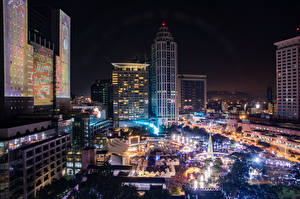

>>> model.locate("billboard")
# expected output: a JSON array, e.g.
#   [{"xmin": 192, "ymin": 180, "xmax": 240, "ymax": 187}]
[
  {"xmin": 32, "ymin": 44, "xmax": 53, "ymax": 106},
  {"xmin": 56, "ymin": 10, "xmax": 70, "ymax": 98},
  {"xmin": 3, "ymin": 0, "xmax": 29, "ymax": 97}
]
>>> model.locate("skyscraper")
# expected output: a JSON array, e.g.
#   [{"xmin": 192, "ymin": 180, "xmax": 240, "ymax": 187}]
[
  {"xmin": 112, "ymin": 63, "xmax": 149, "ymax": 127},
  {"xmin": 150, "ymin": 22, "xmax": 178, "ymax": 126},
  {"xmin": 177, "ymin": 74, "xmax": 207, "ymax": 114},
  {"xmin": 0, "ymin": 2, "xmax": 72, "ymax": 198},
  {"xmin": 0, "ymin": 1, "xmax": 71, "ymax": 120},
  {"xmin": 274, "ymin": 36, "xmax": 300, "ymax": 121}
]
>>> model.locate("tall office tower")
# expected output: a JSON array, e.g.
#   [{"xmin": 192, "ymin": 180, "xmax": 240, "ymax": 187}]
[
  {"xmin": 91, "ymin": 79, "xmax": 111, "ymax": 105},
  {"xmin": 112, "ymin": 63, "xmax": 149, "ymax": 127},
  {"xmin": 51, "ymin": 9, "xmax": 71, "ymax": 109},
  {"xmin": 91, "ymin": 79, "xmax": 113, "ymax": 118},
  {"xmin": 274, "ymin": 36, "xmax": 300, "ymax": 121},
  {"xmin": 177, "ymin": 74, "xmax": 207, "ymax": 114},
  {"xmin": 0, "ymin": 1, "xmax": 71, "ymax": 120},
  {"xmin": 150, "ymin": 22, "xmax": 178, "ymax": 126}
]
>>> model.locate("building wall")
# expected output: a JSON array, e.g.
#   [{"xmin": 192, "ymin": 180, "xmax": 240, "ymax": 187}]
[
  {"xmin": 91, "ymin": 79, "xmax": 110, "ymax": 105},
  {"xmin": 151, "ymin": 23, "xmax": 178, "ymax": 126},
  {"xmin": 0, "ymin": 121, "xmax": 71, "ymax": 199},
  {"xmin": 177, "ymin": 74, "xmax": 207, "ymax": 114},
  {"xmin": 112, "ymin": 63, "xmax": 149, "ymax": 125},
  {"xmin": 91, "ymin": 79, "xmax": 112, "ymax": 118},
  {"xmin": 274, "ymin": 36, "xmax": 300, "ymax": 121},
  {"xmin": 22, "ymin": 134, "xmax": 71, "ymax": 198},
  {"xmin": 0, "ymin": 2, "xmax": 71, "ymax": 119},
  {"xmin": 31, "ymin": 42, "xmax": 54, "ymax": 107}
]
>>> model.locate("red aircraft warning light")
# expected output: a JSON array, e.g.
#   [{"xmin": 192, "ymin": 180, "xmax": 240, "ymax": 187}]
[
  {"xmin": 297, "ymin": 27, "xmax": 300, "ymax": 31},
  {"xmin": 162, "ymin": 22, "xmax": 166, "ymax": 27}
]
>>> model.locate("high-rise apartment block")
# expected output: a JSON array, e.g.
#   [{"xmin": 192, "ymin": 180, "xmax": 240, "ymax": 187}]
[
  {"xmin": 177, "ymin": 74, "xmax": 207, "ymax": 114},
  {"xmin": 150, "ymin": 22, "xmax": 178, "ymax": 126},
  {"xmin": 0, "ymin": 0, "xmax": 71, "ymax": 120},
  {"xmin": 274, "ymin": 36, "xmax": 300, "ymax": 121},
  {"xmin": 112, "ymin": 63, "xmax": 149, "ymax": 126}
]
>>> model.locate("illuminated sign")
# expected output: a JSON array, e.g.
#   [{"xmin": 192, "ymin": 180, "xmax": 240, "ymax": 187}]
[
  {"xmin": 194, "ymin": 112, "xmax": 205, "ymax": 117},
  {"xmin": 56, "ymin": 10, "xmax": 70, "ymax": 98}
]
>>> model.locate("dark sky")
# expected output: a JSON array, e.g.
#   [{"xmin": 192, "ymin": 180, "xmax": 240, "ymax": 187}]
[{"xmin": 31, "ymin": 0, "xmax": 300, "ymax": 97}]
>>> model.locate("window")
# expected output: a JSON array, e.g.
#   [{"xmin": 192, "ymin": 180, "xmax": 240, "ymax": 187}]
[
  {"xmin": 67, "ymin": 162, "xmax": 73, "ymax": 167},
  {"xmin": 75, "ymin": 162, "xmax": 82, "ymax": 168}
]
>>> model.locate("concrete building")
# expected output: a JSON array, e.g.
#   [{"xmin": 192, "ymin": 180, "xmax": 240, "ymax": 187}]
[
  {"xmin": 0, "ymin": 120, "xmax": 72, "ymax": 199},
  {"xmin": 177, "ymin": 74, "xmax": 207, "ymax": 114},
  {"xmin": 274, "ymin": 36, "xmax": 300, "ymax": 121},
  {"xmin": 112, "ymin": 63, "xmax": 149, "ymax": 126},
  {"xmin": 150, "ymin": 22, "xmax": 178, "ymax": 126}
]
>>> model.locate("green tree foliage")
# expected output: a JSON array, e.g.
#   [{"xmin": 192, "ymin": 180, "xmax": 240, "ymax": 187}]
[
  {"xmin": 277, "ymin": 186, "xmax": 300, "ymax": 199},
  {"xmin": 219, "ymin": 157, "xmax": 249, "ymax": 198}
]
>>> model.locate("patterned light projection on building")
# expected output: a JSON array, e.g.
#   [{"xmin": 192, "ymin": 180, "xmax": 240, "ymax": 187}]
[
  {"xmin": 32, "ymin": 44, "xmax": 53, "ymax": 106},
  {"xmin": 3, "ymin": 0, "xmax": 28, "ymax": 97},
  {"xmin": 56, "ymin": 10, "xmax": 70, "ymax": 98}
]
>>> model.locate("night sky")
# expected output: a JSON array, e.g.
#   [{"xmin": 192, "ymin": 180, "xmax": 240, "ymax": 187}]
[{"xmin": 31, "ymin": 0, "xmax": 300, "ymax": 97}]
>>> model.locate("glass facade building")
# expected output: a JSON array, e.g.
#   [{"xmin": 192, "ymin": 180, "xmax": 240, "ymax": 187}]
[{"xmin": 150, "ymin": 23, "xmax": 178, "ymax": 126}]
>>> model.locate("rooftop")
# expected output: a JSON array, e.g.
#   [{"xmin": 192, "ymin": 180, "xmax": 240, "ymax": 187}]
[{"xmin": 116, "ymin": 176, "xmax": 166, "ymax": 183}]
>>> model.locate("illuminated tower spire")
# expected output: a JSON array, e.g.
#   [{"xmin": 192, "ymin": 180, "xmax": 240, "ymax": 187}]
[{"xmin": 207, "ymin": 133, "xmax": 214, "ymax": 159}]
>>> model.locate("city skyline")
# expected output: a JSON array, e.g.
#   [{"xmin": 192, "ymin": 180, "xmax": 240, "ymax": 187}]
[
  {"xmin": 1, "ymin": 1, "xmax": 300, "ymax": 198},
  {"xmin": 30, "ymin": 0, "xmax": 300, "ymax": 96}
]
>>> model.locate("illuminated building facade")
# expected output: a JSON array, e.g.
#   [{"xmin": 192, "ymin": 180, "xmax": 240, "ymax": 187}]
[
  {"xmin": 112, "ymin": 63, "xmax": 149, "ymax": 126},
  {"xmin": 0, "ymin": 0, "xmax": 71, "ymax": 119},
  {"xmin": 72, "ymin": 113, "xmax": 112, "ymax": 148},
  {"xmin": 274, "ymin": 36, "xmax": 300, "ymax": 121},
  {"xmin": 150, "ymin": 22, "xmax": 178, "ymax": 126},
  {"xmin": 31, "ymin": 42, "xmax": 54, "ymax": 107},
  {"xmin": 177, "ymin": 74, "xmax": 207, "ymax": 114},
  {"xmin": 0, "ymin": 120, "xmax": 72, "ymax": 199},
  {"xmin": 52, "ymin": 9, "xmax": 71, "ymax": 101}
]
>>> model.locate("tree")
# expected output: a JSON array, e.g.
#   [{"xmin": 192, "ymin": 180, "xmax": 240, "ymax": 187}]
[
  {"xmin": 277, "ymin": 186, "xmax": 300, "ymax": 199},
  {"xmin": 219, "ymin": 158, "xmax": 249, "ymax": 198},
  {"xmin": 170, "ymin": 186, "xmax": 181, "ymax": 195},
  {"xmin": 290, "ymin": 163, "xmax": 300, "ymax": 183}
]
